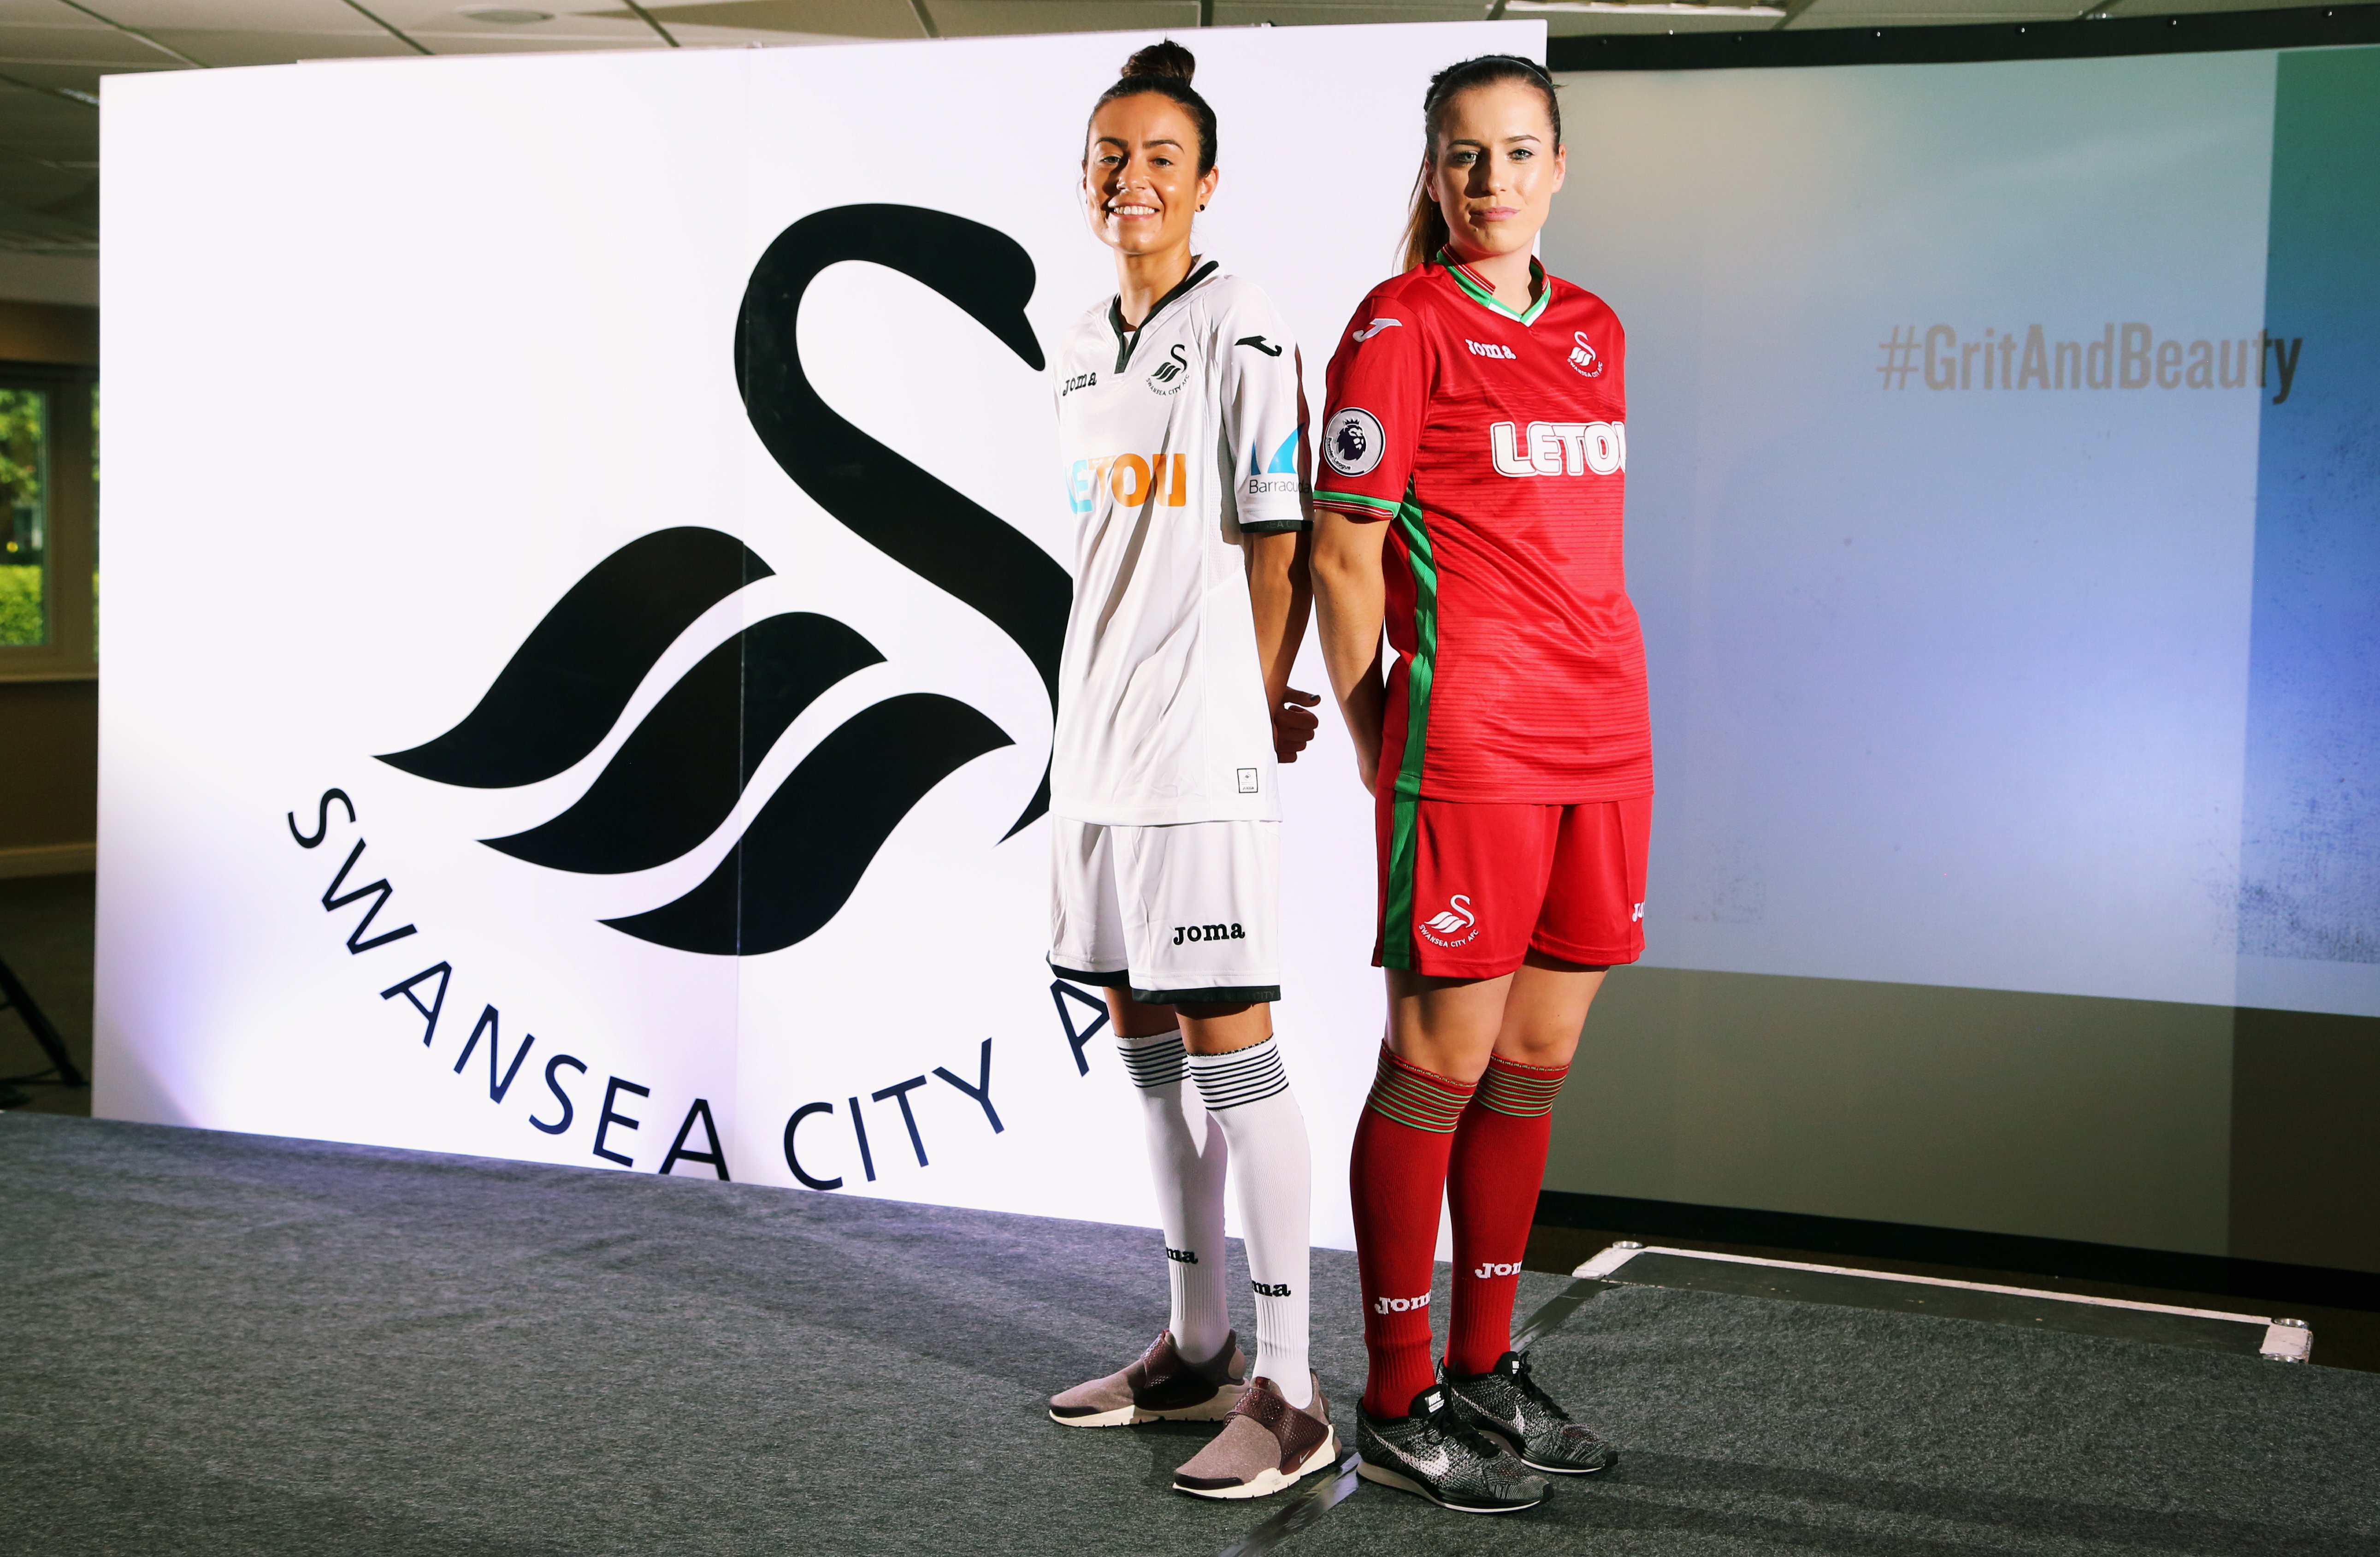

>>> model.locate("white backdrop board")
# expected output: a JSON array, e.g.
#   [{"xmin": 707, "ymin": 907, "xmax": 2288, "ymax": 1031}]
[{"xmin": 95, "ymin": 23, "xmax": 1538, "ymax": 1250}]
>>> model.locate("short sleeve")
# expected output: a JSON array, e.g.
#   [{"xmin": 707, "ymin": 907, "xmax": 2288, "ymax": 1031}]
[
  {"xmin": 1313, "ymin": 292, "xmax": 1425, "ymax": 524},
  {"xmin": 1217, "ymin": 286, "xmax": 1309, "ymax": 535}
]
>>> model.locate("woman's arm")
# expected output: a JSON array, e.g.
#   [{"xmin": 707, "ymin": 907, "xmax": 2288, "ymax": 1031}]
[
  {"xmin": 1311, "ymin": 511, "xmax": 1390, "ymax": 793},
  {"xmin": 1245, "ymin": 529, "xmax": 1320, "ymax": 763}
]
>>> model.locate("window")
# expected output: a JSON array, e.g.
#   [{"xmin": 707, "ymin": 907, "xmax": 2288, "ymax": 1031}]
[
  {"xmin": 0, "ymin": 388, "xmax": 51, "ymax": 646},
  {"xmin": 0, "ymin": 367, "xmax": 97, "ymax": 678}
]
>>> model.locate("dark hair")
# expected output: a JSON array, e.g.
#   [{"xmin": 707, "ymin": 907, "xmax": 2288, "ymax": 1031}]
[
  {"xmin": 1400, "ymin": 55, "xmax": 1562, "ymax": 272},
  {"xmin": 1085, "ymin": 40, "xmax": 1218, "ymax": 177}
]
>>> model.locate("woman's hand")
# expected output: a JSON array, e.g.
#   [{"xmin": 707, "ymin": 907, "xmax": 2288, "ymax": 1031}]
[{"xmin": 1273, "ymin": 687, "xmax": 1322, "ymax": 763}]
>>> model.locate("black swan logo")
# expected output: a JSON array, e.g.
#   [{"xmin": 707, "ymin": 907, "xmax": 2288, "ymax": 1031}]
[{"xmin": 379, "ymin": 205, "xmax": 1068, "ymax": 957}]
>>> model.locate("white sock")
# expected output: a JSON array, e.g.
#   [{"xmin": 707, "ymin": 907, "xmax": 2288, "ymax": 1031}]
[
  {"xmin": 1188, "ymin": 1036, "xmax": 1312, "ymax": 1409},
  {"xmin": 1118, "ymin": 1026, "xmax": 1231, "ymax": 1364}
]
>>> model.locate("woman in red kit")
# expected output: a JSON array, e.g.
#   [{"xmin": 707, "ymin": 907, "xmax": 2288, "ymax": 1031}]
[{"xmin": 1311, "ymin": 55, "xmax": 1649, "ymax": 1515}]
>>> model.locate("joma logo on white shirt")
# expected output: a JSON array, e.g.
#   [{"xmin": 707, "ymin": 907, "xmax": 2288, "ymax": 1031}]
[{"xmin": 1489, "ymin": 419, "xmax": 1626, "ymax": 478}]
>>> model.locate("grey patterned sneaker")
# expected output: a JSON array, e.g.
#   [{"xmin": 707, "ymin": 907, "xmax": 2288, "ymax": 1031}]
[
  {"xmin": 1444, "ymin": 1350, "xmax": 1617, "ymax": 1475},
  {"xmin": 1173, "ymin": 1373, "xmax": 1338, "ymax": 1500},
  {"xmin": 1354, "ymin": 1384, "xmax": 1549, "ymax": 1514},
  {"xmin": 1048, "ymin": 1330, "xmax": 1245, "ymax": 1428}
]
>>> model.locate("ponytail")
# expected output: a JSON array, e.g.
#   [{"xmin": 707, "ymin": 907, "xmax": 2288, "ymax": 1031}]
[
  {"xmin": 1399, "ymin": 55, "xmax": 1562, "ymax": 272},
  {"xmin": 1400, "ymin": 167, "xmax": 1451, "ymax": 276}
]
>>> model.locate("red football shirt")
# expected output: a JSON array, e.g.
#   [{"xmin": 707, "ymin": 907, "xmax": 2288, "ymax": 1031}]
[{"xmin": 1316, "ymin": 255, "xmax": 1652, "ymax": 804}]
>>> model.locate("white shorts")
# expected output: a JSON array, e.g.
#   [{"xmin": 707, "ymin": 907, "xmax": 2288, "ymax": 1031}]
[{"xmin": 1048, "ymin": 817, "xmax": 1282, "ymax": 1005}]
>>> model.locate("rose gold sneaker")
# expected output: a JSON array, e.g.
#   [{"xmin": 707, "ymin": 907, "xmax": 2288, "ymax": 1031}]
[
  {"xmin": 1171, "ymin": 1373, "xmax": 1338, "ymax": 1500},
  {"xmin": 1048, "ymin": 1330, "xmax": 1246, "ymax": 1428}
]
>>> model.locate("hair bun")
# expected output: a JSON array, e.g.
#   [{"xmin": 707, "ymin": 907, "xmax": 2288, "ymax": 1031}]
[{"xmin": 1122, "ymin": 39, "xmax": 1195, "ymax": 83}]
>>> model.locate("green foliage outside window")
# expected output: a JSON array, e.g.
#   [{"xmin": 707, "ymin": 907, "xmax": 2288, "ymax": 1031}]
[
  {"xmin": 0, "ymin": 564, "xmax": 37, "ymax": 643},
  {"xmin": 0, "ymin": 387, "xmax": 46, "ymax": 647}
]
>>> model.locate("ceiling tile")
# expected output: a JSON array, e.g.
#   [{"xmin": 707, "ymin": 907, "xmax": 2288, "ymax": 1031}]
[
  {"xmin": 920, "ymin": 0, "xmax": 1199, "ymax": 37},
  {"xmin": 0, "ymin": 201, "xmax": 98, "ymax": 251},
  {"xmin": 591, "ymin": 0, "xmax": 922, "ymax": 37},
  {"xmin": 398, "ymin": 29, "xmax": 653, "ymax": 47},
  {"xmin": 376, "ymin": 0, "xmax": 647, "ymax": 31},
  {"xmin": 0, "ymin": 153, "xmax": 92, "ymax": 204},
  {"xmin": 0, "ymin": 0, "xmax": 105, "ymax": 19},
  {"xmin": 94, "ymin": 0, "xmax": 399, "ymax": 27},
  {"xmin": 0, "ymin": 23, "xmax": 179, "ymax": 66},
  {"xmin": 135, "ymin": 29, "xmax": 427, "ymax": 65},
  {"xmin": 637, "ymin": 21, "xmax": 860, "ymax": 38},
  {"xmin": 0, "ymin": 83, "xmax": 93, "ymax": 168},
  {"xmin": 1212, "ymin": 1, "xmax": 1491, "ymax": 20},
  {"xmin": 0, "ymin": 57, "xmax": 177, "ymax": 94}
]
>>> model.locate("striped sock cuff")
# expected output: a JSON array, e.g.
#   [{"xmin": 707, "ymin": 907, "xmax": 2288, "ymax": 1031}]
[
  {"xmin": 1187, "ymin": 1037, "xmax": 1289, "ymax": 1111},
  {"xmin": 1364, "ymin": 1044, "xmax": 1476, "ymax": 1133},
  {"xmin": 1117, "ymin": 1030, "xmax": 1187, "ymax": 1090},
  {"xmin": 1476, "ymin": 1052, "xmax": 1569, "ymax": 1118}
]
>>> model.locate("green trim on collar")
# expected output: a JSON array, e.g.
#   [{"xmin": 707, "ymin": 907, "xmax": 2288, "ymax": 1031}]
[{"xmin": 1438, "ymin": 250, "xmax": 1549, "ymax": 326}]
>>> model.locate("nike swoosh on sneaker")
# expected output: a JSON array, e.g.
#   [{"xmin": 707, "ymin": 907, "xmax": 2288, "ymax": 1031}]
[{"xmin": 1392, "ymin": 1444, "xmax": 1453, "ymax": 1477}]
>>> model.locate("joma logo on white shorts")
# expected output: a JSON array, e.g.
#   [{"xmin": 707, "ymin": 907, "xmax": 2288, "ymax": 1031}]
[
  {"xmin": 1373, "ymin": 1291, "xmax": 1431, "ymax": 1314},
  {"xmin": 1489, "ymin": 420, "xmax": 1626, "ymax": 478},
  {"xmin": 1472, "ymin": 1261, "xmax": 1524, "ymax": 1279}
]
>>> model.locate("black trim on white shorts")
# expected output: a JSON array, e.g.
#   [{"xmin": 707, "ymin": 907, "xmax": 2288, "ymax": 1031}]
[
  {"xmin": 1133, "ymin": 983, "xmax": 1282, "ymax": 1007},
  {"xmin": 1049, "ymin": 961, "xmax": 1131, "ymax": 989}
]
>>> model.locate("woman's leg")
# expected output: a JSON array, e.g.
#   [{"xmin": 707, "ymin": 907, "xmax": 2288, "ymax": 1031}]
[
  {"xmin": 1111, "ymin": 989, "xmax": 1233, "ymax": 1365},
  {"xmin": 1350, "ymin": 968, "xmax": 1510, "ymax": 1417},
  {"xmin": 1178, "ymin": 1000, "xmax": 1313, "ymax": 1409},
  {"xmin": 1444, "ymin": 794, "xmax": 1646, "ymax": 1379},
  {"xmin": 1349, "ymin": 953, "xmax": 1601, "ymax": 1410},
  {"xmin": 1444, "ymin": 953, "xmax": 1605, "ymax": 1377}
]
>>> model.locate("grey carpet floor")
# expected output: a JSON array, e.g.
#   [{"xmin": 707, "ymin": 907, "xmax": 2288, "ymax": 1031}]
[{"xmin": 3, "ymin": 1113, "xmax": 2375, "ymax": 1557}]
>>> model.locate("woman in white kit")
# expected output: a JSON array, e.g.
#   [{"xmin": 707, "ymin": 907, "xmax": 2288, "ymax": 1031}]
[{"xmin": 1040, "ymin": 41, "xmax": 1335, "ymax": 1502}]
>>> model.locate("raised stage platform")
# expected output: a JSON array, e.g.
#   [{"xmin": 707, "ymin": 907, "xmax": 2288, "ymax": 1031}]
[{"xmin": 5, "ymin": 1113, "xmax": 2375, "ymax": 1556}]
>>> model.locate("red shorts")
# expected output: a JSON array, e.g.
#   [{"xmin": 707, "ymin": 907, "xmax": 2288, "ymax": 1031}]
[{"xmin": 1374, "ymin": 790, "xmax": 1651, "ymax": 978}]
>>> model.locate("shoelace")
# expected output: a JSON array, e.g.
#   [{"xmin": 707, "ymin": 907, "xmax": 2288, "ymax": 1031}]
[
  {"xmin": 1419, "ymin": 1392, "xmax": 1518, "ymax": 1465},
  {"xmin": 1504, "ymin": 1355, "xmax": 1578, "ymax": 1428}
]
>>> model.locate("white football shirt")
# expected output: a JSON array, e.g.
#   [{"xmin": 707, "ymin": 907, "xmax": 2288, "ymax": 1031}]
[{"xmin": 1049, "ymin": 261, "xmax": 1310, "ymax": 826}]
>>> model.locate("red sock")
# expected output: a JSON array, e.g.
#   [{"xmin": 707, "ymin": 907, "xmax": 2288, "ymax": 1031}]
[
  {"xmin": 1445, "ymin": 1052, "xmax": 1569, "ymax": 1379},
  {"xmin": 1350, "ymin": 1044, "xmax": 1476, "ymax": 1418}
]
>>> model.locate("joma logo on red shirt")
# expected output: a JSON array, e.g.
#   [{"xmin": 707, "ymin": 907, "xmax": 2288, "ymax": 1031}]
[{"xmin": 1489, "ymin": 420, "xmax": 1626, "ymax": 478}]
